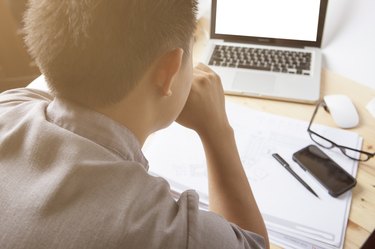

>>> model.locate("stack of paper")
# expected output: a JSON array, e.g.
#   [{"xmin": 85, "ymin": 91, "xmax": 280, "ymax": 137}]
[{"xmin": 143, "ymin": 101, "xmax": 361, "ymax": 249}]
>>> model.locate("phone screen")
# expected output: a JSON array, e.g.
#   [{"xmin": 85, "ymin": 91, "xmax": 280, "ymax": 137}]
[{"xmin": 293, "ymin": 145, "xmax": 356, "ymax": 197}]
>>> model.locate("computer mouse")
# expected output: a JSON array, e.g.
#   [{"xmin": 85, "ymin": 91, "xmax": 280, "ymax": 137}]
[{"xmin": 323, "ymin": 95, "xmax": 359, "ymax": 129}]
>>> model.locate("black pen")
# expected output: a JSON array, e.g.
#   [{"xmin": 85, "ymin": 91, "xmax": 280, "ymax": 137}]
[{"xmin": 272, "ymin": 153, "xmax": 319, "ymax": 198}]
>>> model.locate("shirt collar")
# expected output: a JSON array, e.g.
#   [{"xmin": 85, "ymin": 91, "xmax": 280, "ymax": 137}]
[{"xmin": 45, "ymin": 97, "xmax": 149, "ymax": 170}]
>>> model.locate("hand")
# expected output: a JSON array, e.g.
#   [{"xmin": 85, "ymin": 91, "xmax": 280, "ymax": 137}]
[
  {"xmin": 177, "ymin": 64, "xmax": 269, "ymax": 245},
  {"xmin": 176, "ymin": 63, "xmax": 230, "ymax": 137}
]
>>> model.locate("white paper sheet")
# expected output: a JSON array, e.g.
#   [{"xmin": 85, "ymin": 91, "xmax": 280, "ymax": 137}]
[{"xmin": 143, "ymin": 101, "xmax": 361, "ymax": 249}]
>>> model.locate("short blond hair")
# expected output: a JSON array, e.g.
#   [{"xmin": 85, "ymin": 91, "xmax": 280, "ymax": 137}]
[{"xmin": 24, "ymin": 0, "xmax": 197, "ymax": 107}]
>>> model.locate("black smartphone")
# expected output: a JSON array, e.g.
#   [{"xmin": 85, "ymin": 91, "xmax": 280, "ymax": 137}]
[{"xmin": 292, "ymin": 145, "xmax": 357, "ymax": 197}]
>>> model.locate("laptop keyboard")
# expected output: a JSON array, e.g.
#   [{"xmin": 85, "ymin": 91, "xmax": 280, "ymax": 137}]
[{"xmin": 208, "ymin": 45, "xmax": 312, "ymax": 75}]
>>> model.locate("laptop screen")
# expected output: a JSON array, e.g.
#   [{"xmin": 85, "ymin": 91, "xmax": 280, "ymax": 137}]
[{"xmin": 211, "ymin": 0, "xmax": 328, "ymax": 47}]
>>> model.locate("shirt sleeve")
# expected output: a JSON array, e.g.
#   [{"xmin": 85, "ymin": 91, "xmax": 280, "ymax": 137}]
[{"xmin": 179, "ymin": 190, "xmax": 266, "ymax": 249}]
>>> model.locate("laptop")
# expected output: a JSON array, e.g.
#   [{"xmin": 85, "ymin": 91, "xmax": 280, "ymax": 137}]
[{"xmin": 204, "ymin": 0, "xmax": 328, "ymax": 104}]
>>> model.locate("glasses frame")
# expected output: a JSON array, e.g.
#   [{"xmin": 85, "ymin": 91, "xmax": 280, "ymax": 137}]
[{"xmin": 307, "ymin": 100, "xmax": 375, "ymax": 162}]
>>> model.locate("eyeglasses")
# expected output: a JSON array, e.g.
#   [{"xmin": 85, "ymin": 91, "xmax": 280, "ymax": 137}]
[{"xmin": 307, "ymin": 100, "xmax": 375, "ymax": 162}]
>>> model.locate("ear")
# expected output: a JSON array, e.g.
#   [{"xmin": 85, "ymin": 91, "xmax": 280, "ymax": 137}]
[{"xmin": 152, "ymin": 48, "xmax": 184, "ymax": 97}]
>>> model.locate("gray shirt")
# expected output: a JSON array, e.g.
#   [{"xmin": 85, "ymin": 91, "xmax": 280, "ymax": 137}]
[{"xmin": 0, "ymin": 88, "xmax": 265, "ymax": 249}]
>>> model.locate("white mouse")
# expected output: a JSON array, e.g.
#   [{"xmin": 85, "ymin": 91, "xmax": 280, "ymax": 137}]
[{"xmin": 323, "ymin": 95, "xmax": 359, "ymax": 128}]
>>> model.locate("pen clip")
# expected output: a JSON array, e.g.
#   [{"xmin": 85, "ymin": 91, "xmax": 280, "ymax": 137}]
[{"xmin": 272, "ymin": 153, "xmax": 289, "ymax": 167}]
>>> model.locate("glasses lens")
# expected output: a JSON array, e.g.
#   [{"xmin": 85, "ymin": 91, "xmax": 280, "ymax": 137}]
[
  {"xmin": 309, "ymin": 133, "xmax": 333, "ymax": 148},
  {"xmin": 341, "ymin": 148, "xmax": 369, "ymax": 161}
]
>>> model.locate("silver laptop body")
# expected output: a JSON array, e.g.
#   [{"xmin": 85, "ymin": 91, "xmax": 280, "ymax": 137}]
[{"xmin": 204, "ymin": 0, "xmax": 328, "ymax": 104}]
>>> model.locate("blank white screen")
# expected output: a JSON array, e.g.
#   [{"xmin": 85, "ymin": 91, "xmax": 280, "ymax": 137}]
[{"xmin": 215, "ymin": 0, "xmax": 321, "ymax": 42}]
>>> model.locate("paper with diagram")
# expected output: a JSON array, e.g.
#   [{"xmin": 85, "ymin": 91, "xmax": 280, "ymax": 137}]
[{"xmin": 143, "ymin": 101, "xmax": 361, "ymax": 249}]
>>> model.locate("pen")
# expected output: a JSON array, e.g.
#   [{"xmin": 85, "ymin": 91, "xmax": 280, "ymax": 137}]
[{"xmin": 272, "ymin": 153, "xmax": 319, "ymax": 198}]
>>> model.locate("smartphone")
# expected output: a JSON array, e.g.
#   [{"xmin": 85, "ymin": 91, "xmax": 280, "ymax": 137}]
[{"xmin": 292, "ymin": 145, "xmax": 356, "ymax": 197}]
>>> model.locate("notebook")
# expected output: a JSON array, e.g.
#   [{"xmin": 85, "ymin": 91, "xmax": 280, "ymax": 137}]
[{"xmin": 204, "ymin": 0, "xmax": 328, "ymax": 104}]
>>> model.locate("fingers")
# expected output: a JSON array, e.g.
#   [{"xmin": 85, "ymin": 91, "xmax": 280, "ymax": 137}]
[
  {"xmin": 176, "ymin": 63, "xmax": 228, "ymax": 135},
  {"xmin": 193, "ymin": 63, "xmax": 223, "ymax": 90},
  {"xmin": 195, "ymin": 63, "xmax": 220, "ymax": 79},
  {"xmin": 195, "ymin": 63, "xmax": 212, "ymax": 71}
]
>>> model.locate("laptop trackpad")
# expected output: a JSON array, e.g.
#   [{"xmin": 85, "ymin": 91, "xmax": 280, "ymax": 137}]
[{"xmin": 233, "ymin": 72, "xmax": 276, "ymax": 94}]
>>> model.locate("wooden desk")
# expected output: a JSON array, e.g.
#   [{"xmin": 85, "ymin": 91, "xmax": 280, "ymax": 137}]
[{"xmin": 194, "ymin": 18, "xmax": 375, "ymax": 249}]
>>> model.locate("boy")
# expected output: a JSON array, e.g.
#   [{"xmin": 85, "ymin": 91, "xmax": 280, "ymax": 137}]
[{"xmin": 0, "ymin": 0, "xmax": 268, "ymax": 248}]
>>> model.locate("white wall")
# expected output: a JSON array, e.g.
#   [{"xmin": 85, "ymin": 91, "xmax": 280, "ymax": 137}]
[
  {"xmin": 322, "ymin": 0, "xmax": 375, "ymax": 90},
  {"xmin": 198, "ymin": 0, "xmax": 375, "ymax": 90}
]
